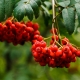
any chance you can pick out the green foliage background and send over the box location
[0,0,80,80]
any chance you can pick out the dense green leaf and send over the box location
[75,0,80,2]
[75,3,80,24]
[14,0,21,3]
[5,0,15,18]
[35,0,41,7]
[57,0,64,2]
[41,5,50,16]
[62,8,75,34]
[13,2,33,21]
[15,0,28,7]
[44,1,52,9]
[14,0,41,20]
[69,0,76,6]
[43,11,50,26]
[30,0,39,18]
[58,0,70,7]
[0,0,5,22]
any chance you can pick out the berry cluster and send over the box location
[0,20,40,45]
[31,28,80,68]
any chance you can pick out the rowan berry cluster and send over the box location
[0,18,80,68]
[0,20,40,45]
[31,28,80,68]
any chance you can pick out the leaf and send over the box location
[14,0,21,3]
[75,3,80,24]
[14,0,41,21]
[57,0,64,2]
[58,0,70,7]
[30,0,39,18]
[75,0,80,2]
[43,11,50,26]
[44,1,52,9]
[13,3,33,21]
[62,8,75,34]
[41,5,50,16]
[5,0,15,18]
[69,0,76,6]
[0,0,5,22]
[34,0,41,7]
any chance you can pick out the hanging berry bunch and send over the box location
[31,27,80,68]
[0,19,40,45]
[0,0,80,69]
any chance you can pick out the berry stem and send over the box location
[52,0,57,42]
[44,36,52,40]
[52,0,56,26]
[55,41,63,48]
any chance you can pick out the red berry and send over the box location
[62,37,69,45]
[76,50,80,57]
[32,52,38,58]
[50,44,58,52]
[33,23,39,30]
[56,49,62,57]
[26,21,33,27]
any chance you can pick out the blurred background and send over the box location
[0,13,80,80]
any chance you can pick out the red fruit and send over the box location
[71,57,77,62]
[34,30,40,35]
[26,27,34,32]
[33,35,39,39]
[33,35,43,41]
[62,46,70,54]
[26,21,33,27]
[76,50,80,57]
[61,53,66,60]
[52,35,59,41]
[50,28,57,34]
[5,20,12,26]
[36,47,42,53]
[38,36,43,41]
[50,44,58,52]
[33,23,39,30]
[65,63,70,68]
[42,47,48,54]
[50,40,54,45]
[41,41,46,47]
[32,52,38,58]
[15,22,21,28]
[56,49,62,57]
[62,37,69,45]
[48,59,55,67]
[71,47,77,54]
[49,50,55,58]
[39,62,46,66]
[68,51,72,57]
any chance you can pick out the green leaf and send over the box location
[0,0,5,22]
[75,0,80,2]
[44,1,52,9]
[34,0,41,7]
[14,0,41,20]
[57,0,64,2]
[30,0,39,18]
[62,8,75,34]
[5,0,14,18]
[41,5,50,16]
[58,0,70,7]
[69,0,76,6]
[43,11,50,26]
[75,3,80,24]
[15,0,28,7]
[13,3,33,21]
[14,0,21,3]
